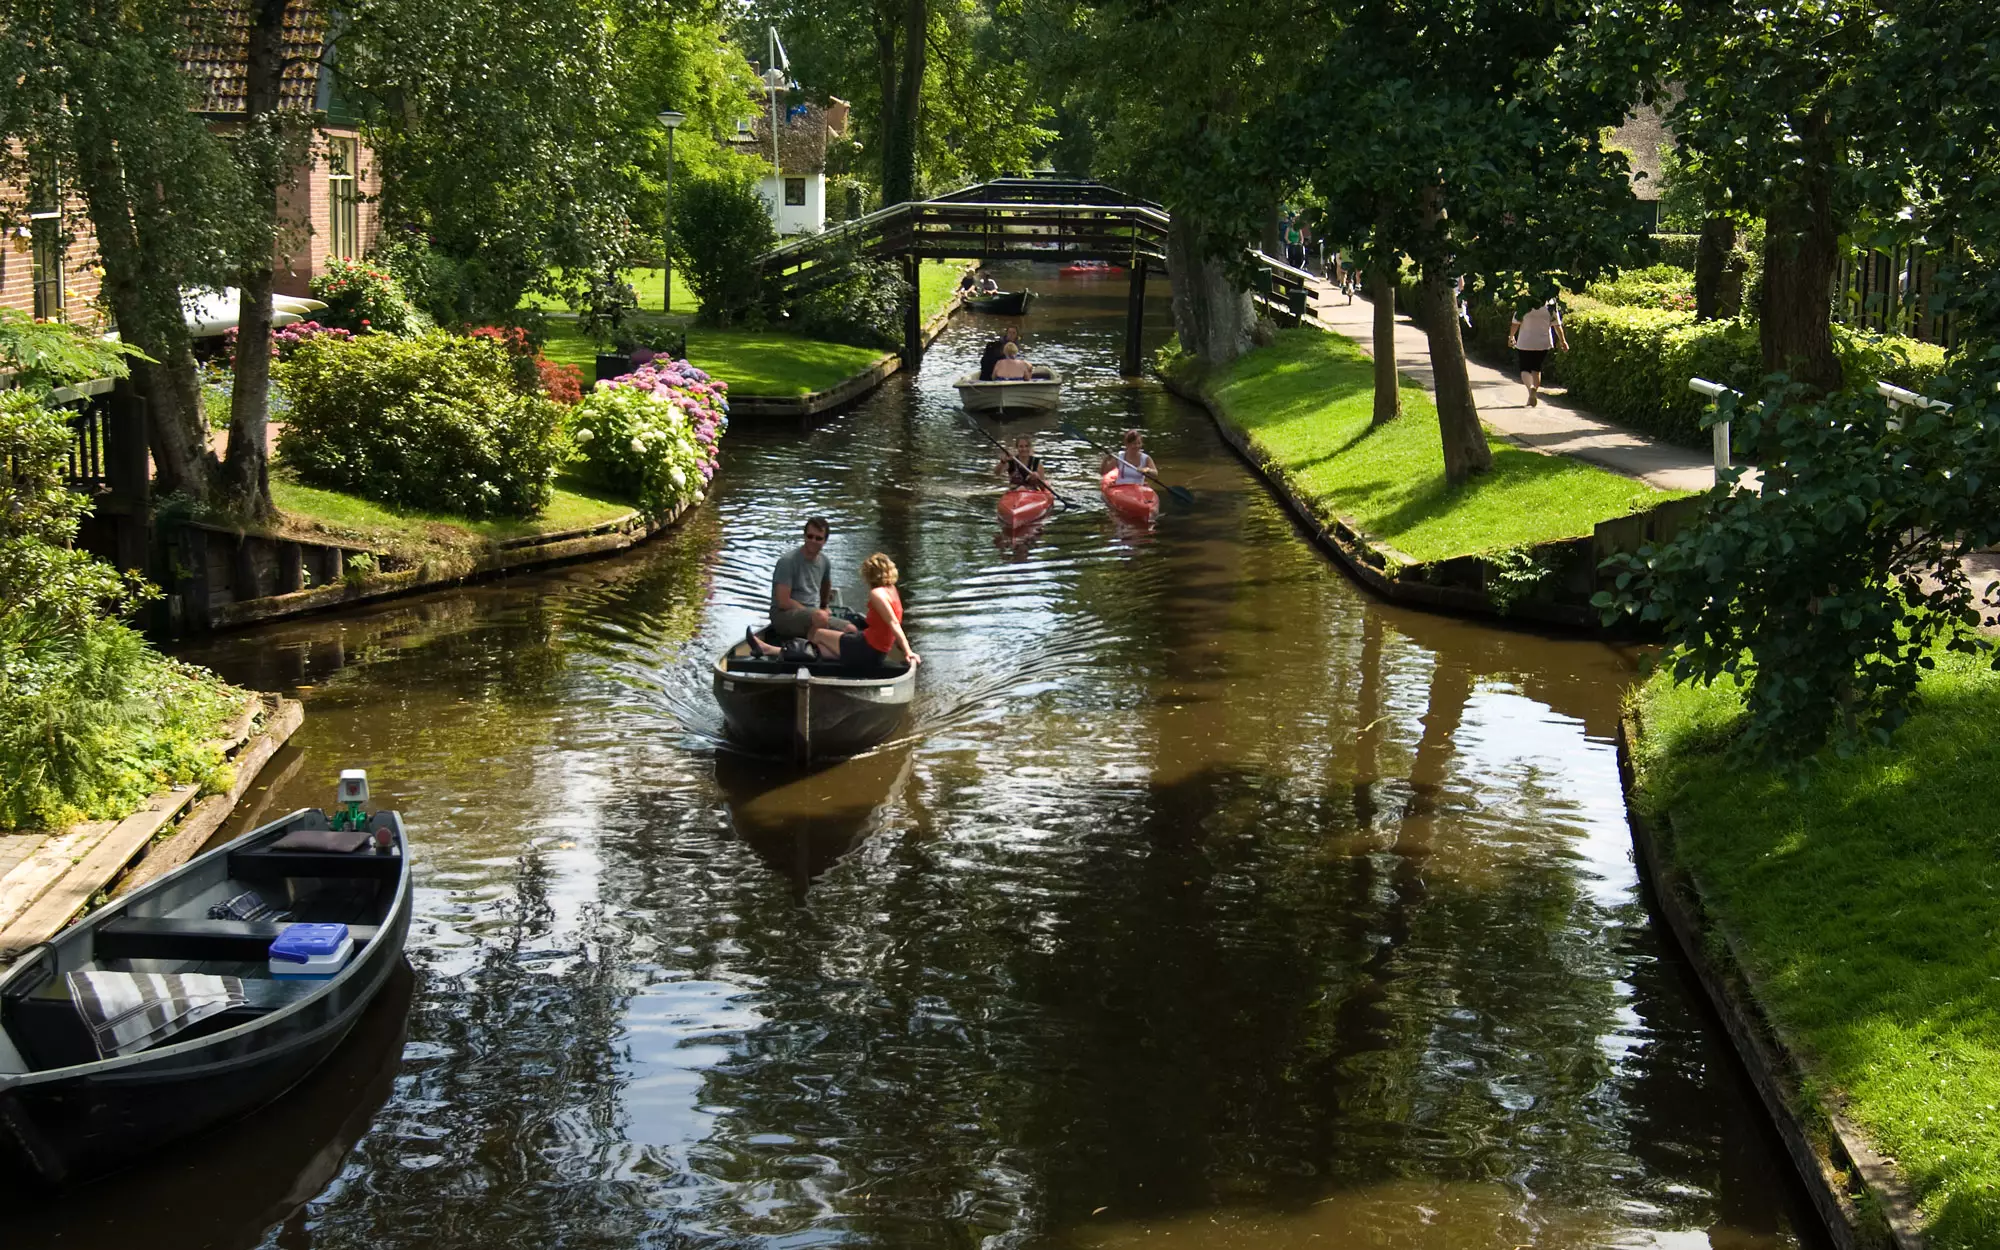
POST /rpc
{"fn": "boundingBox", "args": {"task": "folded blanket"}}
[66,970,247,1059]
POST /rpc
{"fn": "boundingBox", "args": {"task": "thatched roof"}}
[179,0,330,115]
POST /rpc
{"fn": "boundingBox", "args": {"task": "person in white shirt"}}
[1508,300,1568,408]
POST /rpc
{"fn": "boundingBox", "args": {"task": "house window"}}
[29,214,63,319]
[784,177,807,207]
[736,116,753,135]
[327,138,360,260]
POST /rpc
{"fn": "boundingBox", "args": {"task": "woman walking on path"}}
[1508,299,1568,408]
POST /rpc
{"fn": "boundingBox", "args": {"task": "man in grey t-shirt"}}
[769,517,856,639]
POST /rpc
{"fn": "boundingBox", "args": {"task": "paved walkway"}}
[1303,277,1730,493]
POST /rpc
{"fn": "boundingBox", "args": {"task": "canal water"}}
[19,276,1816,1247]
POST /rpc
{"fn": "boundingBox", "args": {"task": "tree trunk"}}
[220,0,289,524]
[1165,213,1253,365]
[879,0,924,204]
[69,111,212,501]
[1368,267,1400,425]
[1758,118,1843,394]
[1694,214,1734,322]
[1417,269,1490,483]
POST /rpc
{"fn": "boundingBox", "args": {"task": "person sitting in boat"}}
[768,517,856,641]
[998,435,1051,492]
[958,270,978,294]
[977,275,1001,295]
[1102,428,1156,485]
[749,553,918,671]
[990,342,1034,381]
[978,326,1020,380]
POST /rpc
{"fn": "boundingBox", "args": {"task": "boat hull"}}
[0,810,412,1185]
[713,641,916,762]
[953,371,1063,416]
[1100,470,1159,523]
[963,291,1032,315]
[998,488,1054,529]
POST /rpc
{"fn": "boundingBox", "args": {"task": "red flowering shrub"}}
[536,358,583,405]
[309,258,427,335]
[471,325,582,404]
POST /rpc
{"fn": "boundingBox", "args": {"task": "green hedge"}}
[277,333,568,518]
[1651,234,1700,271]
[1396,279,1952,448]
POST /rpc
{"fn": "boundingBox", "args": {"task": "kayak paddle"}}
[962,411,1080,512]
[1058,420,1194,506]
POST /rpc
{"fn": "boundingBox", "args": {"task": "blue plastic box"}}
[268,922,354,980]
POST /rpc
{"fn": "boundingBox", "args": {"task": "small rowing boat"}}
[998,487,1054,530]
[953,368,1063,416]
[963,290,1032,315]
[1100,469,1159,523]
[713,633,916,762]
[0,773,411,1184]
[1060,260,1125,276]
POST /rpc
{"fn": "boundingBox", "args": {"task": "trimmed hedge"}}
[1651,234,1701,271]
[1396,278,1952,447]
[277,333,569,518]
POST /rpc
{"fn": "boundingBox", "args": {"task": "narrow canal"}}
[28,276,1817,1247]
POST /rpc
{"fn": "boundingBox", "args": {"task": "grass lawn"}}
[528,260,972,397]
[1204,328,1682,562]
[272,471,636,562]
[1630,654,2000,1248]
[521,267,702,317]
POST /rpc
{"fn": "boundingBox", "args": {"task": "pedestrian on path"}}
[1508,299,1568,408]
[1283,215,1308,271]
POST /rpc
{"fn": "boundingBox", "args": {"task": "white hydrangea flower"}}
[630,437,646,454]
[669,466,686,488]
[575,428,594,444]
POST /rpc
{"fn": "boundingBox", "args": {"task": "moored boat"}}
[963,290,1032,315]
[0,775,412,1185]
[1100,468,1159,523]
[998,487,1054,530]
[953,368,1063,416]
[713,634,916,762]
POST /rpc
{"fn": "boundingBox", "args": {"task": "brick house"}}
[0,1,382,325]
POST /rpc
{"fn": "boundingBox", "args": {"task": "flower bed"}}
[568,360,728,520]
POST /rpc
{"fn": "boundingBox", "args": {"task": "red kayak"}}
[999,487,1055,530]
[1099,469,1158,523]
[1060,259,1126,276]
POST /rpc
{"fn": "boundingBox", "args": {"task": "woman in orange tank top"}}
[812,552,918,671]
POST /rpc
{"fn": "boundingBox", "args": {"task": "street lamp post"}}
[656,109,685,314]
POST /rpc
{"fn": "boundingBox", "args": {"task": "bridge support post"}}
[901,253,922,368]
[1121,261,1148,376]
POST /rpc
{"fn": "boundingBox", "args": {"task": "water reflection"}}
[124,272,1824,1249]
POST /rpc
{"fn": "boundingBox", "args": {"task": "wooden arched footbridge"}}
[759,176,1317,374]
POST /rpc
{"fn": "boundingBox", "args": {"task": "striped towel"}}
[66,971,247,1059]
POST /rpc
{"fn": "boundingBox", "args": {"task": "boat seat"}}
[226,847,404,882]
[3,975,318,1072]
[93,917,381,963]
[723,656,910,679]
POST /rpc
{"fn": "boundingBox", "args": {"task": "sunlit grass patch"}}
[1631,653,2000,1248]
[1207,328,1681,563]
[272,471,635,558]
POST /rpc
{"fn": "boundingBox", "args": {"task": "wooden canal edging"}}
[1169,372,1703,633]
[0,694,304,961]
[1616,716,1925,1250]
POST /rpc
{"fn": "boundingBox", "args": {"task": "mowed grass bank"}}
[272,471,636,563]
[531,259,971,398]
[1630,655,2000,1248]
[1204,329,1678,562]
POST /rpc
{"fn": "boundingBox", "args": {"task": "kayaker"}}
[1102,429,1156,486]
[990,342,1033,381]
[817,553,918,671]
[767,517,856,641]
[998,436,1050,492]
[978,326,1020,381]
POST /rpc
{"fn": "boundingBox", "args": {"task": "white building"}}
[733,96,849,237]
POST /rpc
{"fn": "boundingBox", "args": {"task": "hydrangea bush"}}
[568,361,728,519]
[309,257,429,336]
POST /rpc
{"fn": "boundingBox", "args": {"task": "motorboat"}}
[713,633,916,763]
[953,367,1063,416]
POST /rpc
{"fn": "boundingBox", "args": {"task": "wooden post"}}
[901,253,922,368]
[1122,261,1148,375]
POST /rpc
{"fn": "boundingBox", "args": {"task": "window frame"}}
[327,137,360,261]
[784,176,807,208]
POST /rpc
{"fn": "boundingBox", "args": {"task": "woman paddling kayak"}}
[1100,429,1160,523]
[998,435,1055,529]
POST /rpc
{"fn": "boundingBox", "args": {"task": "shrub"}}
[309,257,430,336]
[225,319,353,363]
[469,324,584,405]
[277,332,569,517]
[370,231,479,327]
[673,177,776,327]
[1585,264,1696,311]
[568,360,728,519]
[0,390,146,623]
[785,247,909,349]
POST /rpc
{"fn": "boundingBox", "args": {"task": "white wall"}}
[757,173,826,237]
